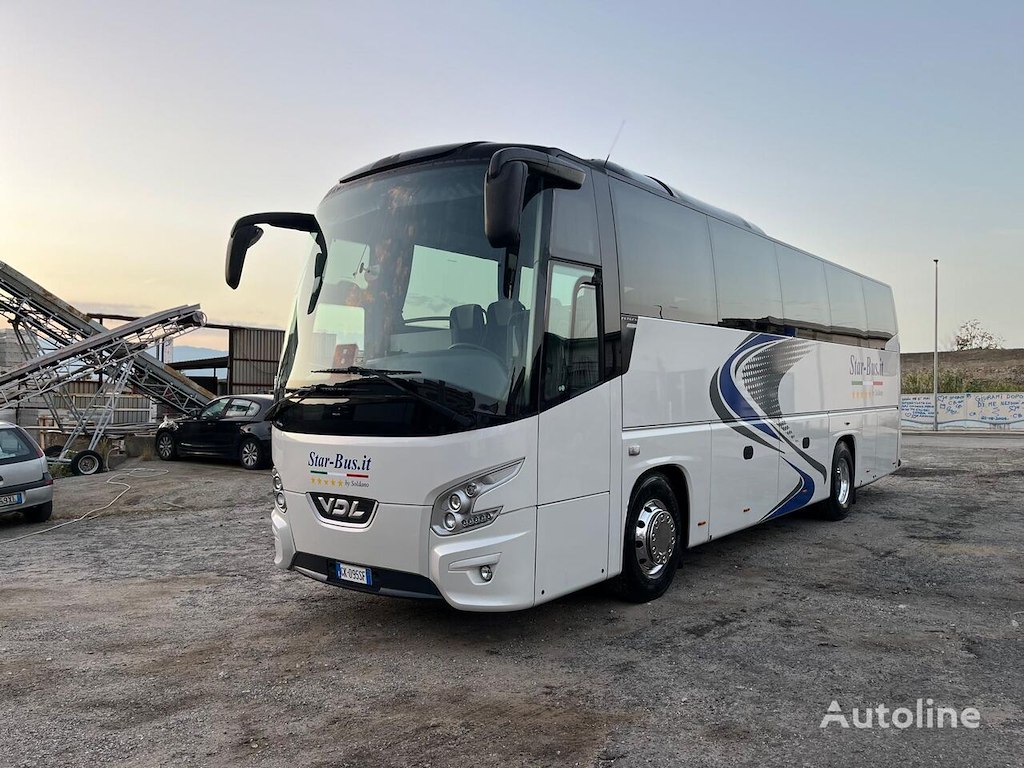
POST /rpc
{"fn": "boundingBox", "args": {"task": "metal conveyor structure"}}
[0,261,213,473]
[0,262,213,422]
[0,305,208,472]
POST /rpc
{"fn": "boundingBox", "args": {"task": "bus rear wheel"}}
[614,474,682,603]
[821,442,855,521]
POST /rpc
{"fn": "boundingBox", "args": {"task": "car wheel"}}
[156,431,177,461]
[820,441,855,521]
[70,450,104,476]
[23,501,53,524]
[239,437,264,470]
[613,473,683,603]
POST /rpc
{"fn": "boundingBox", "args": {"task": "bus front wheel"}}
[614,474,682,603]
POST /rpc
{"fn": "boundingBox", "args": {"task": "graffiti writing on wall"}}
[901,393,1024,431]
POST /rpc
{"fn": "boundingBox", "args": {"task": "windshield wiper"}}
[267,381,353,420]
[312,366,475,428]
[315,366,421,377]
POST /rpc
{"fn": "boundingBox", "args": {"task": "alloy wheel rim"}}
[836,459,851,505]
[242,443,258,467]
[634,499,677,578]
[158,435,172,457]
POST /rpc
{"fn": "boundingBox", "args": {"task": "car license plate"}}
[334,561,371,585]
[0,492,24,508]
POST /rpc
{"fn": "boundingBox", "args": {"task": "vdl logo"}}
[310,492,377,525]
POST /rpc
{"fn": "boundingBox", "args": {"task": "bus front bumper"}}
[271,502,538,612]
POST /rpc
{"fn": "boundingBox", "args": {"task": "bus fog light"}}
[479,565,493,582]
[272,468,283,492]
[275,491,287,512]
[444,512,457,530]
[447,493,463,512]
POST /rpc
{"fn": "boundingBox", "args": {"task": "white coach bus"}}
[225,142,899,611]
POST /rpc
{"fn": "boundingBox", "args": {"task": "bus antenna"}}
[604,120,626,168]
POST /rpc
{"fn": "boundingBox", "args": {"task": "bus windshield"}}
[278,163,542,422]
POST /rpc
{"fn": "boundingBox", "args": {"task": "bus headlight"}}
[430,458,524,536]
[272,467,284,492]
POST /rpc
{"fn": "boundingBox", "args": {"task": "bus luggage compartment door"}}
[709,423,779,538]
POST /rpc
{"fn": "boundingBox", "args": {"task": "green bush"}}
[901,368,1022,394]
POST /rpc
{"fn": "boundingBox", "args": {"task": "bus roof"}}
[334,141,891,290]
[336,141,765,236]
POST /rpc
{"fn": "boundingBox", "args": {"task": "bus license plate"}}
[0,492,24,508]
[334,562,371,585]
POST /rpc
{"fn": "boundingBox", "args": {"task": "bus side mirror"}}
[224,212,321,290]
[484,160,528,250]
[485,148,587,251]
[226,224,264,289]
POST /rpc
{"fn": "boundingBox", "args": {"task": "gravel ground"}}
[1,435,1022,768]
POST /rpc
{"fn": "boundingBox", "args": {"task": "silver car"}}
[0,422,54,523]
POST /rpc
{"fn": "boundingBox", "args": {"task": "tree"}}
[951,319,1004,351]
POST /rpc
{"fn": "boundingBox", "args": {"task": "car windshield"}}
[278,162,544,420]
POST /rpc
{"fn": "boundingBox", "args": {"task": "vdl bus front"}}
[225,145,607,611]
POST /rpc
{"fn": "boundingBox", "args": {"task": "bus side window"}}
[542,262,600,406]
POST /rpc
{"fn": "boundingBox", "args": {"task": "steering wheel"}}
[404,315,450,326]
[448,343,507,365]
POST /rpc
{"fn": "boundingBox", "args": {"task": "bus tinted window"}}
[550,185,599,264]
[825,265,867,334]
[863,278,897,338]
[611,181,717,324]
[776,245,830,330]
[709,219,782,328]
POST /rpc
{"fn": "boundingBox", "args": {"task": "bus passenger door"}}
[709,424,780,539]
[534,261,611,602]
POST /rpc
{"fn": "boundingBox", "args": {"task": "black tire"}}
[23,501,53,524]
[155,431,177,461]
[43,445,64,459]
[821,442,855,521]
[239,437,265,470]
[613,474,683,603]
[70,449,104,476]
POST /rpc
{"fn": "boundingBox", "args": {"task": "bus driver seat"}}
[449,304,486,347]
[485,299,526,359]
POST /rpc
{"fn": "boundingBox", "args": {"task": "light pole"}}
[933,259,939,432]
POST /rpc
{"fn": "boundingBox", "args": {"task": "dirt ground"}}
[1,436,1022,767]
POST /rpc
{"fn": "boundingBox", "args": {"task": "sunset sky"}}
[2,0,1021,352]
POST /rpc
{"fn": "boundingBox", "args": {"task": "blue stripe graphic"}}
[717,334,779,442]
[766,460,817,519]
